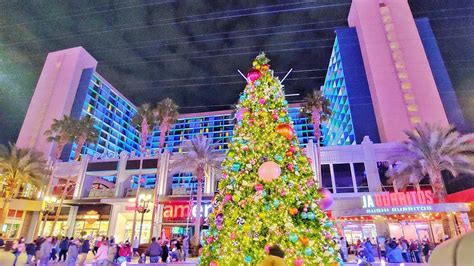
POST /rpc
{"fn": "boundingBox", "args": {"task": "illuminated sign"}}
[362,191,435,214]
[162,203,212,220]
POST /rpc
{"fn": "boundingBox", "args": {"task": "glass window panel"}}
[333,163,354,193]
[354,163,369,192]
[321,164,333,193]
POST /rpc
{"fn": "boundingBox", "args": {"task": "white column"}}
[116,151,130,197]
[330,164,336,193]
[108,204,120,237]
[66,206,78,237]
[74,156,90,199]
[26,212,40,242]
[158,151,170,196]
[361,136,383,192]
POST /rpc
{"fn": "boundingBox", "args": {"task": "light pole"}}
[40,196,58,236]
[136,193,152,245]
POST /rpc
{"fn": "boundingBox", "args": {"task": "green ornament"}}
[307,212,315,220]
[304,247,313,256]
[301,212,308,219]
[273,199,280,207]
[289,233,298,243]
[231,162,241,172]
[274,155,283,162]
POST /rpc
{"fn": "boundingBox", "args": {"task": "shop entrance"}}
[342,221,377,245]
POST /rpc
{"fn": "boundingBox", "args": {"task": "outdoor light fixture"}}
[136,193,153,244]
[40,196,58,236]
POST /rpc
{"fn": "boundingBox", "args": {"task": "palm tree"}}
[300,90,332,183]
[131,103,157,243]
[44,115,76,160]
[0,143,48,230]
[72,116,99,161]
[387,123,474,202]
[170,135,221,254]
[149,98,178,239]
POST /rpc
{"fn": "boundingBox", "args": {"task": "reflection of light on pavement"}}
[400,263,405,266]
[357,259,362,265]
[121,262,127,266]
[381,259,385,266]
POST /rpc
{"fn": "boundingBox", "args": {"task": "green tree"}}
[149,98,179,239]
[387,123,474,202]
[0,143,48,230]
[72,116,99,161]
[131,103,157,243]
[44,115,76,160]
[300,90,332,182]
[171,135,221,253]
[201,53,339,265]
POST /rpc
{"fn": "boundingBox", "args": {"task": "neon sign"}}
[362,191,435,214]
[162,203,212,219]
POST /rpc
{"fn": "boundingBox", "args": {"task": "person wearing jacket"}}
[108,239,118,264]
[161,240,169,263]
[39,237,53,266]
[67,240,80,266]
[147,237,163,263]
[363,238,375,262]
[260,245,286,266]
[25,242,36,265]
[387,242,404,263]
[78,235,91,265]
[94,240,109,266]
[58,236,70,262]
[12,237,26,266]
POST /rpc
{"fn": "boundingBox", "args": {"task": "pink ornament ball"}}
[294,258,304,266]
[258,161,281,182]
[264,244,270,253]
[318,188,333,210]
[259,98,266,104]
[207,237,214,244]
[255,184,264,191]
[247,69,261,82]
[224,194,232,202]
[210,261,217,266]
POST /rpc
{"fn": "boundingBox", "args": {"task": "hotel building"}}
[2,0,471,246]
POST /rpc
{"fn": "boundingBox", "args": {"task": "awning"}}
[333,202,470,217]
[446,188,474,203]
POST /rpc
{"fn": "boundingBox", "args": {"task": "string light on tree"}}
[200,53,340,265]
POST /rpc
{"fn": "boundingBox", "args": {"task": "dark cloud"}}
[0,0,473,144]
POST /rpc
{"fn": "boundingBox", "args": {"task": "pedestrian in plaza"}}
[147,237,163,263]
[387,242,404,263]
[363,238,375,262]
[93,235,102,255]
[182,235,190,261]
[422,240,431,263]
[0,233,4,248]
[39,237,53,266]
[339,237,348,262]
[399,237,410,262]
[58,236,70,262]
[161,240,169,263]
[50,237,59,261]
[118,241,132,262]
[260,245,285,266]
[132,236,140,257]
[34,236,44,265]
[67,239,80,266]
[12,237,25,266]
[94,239,109,266]
[78,235,91,265]
[107,239,117,265]
[25,241,36,265]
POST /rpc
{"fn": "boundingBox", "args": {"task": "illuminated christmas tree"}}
[201,53,340,266]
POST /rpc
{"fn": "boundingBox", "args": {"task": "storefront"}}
[72,205,110,238]
[332,190,471,244]
[0,209,25,239]
[160,200,212,241]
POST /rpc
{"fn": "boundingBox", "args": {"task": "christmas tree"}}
[201,53,340,266]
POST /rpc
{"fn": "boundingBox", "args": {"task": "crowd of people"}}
[4,233,190,265]
[381,236,433,263]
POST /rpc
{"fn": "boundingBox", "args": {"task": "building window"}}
[333,163,354,193]
[321,164,332,193]
[354,163,369,192]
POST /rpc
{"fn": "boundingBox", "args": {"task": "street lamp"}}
[136,193,152,245]
[40,196,58,236]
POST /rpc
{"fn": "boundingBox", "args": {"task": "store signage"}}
[77,210,100,224]
[163,203,212,219]
[362,191,435,214]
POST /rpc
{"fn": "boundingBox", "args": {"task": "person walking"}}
[39,237,53,266]
[161,240,169,263]
[67,239,80,266]
[58,236,70,262]
[400,237,410,262]
[12,237,26,266]
[339,237,348,262]
[25,241,36,265]
[260,245,286,266]
[34,236,45,265]
[94,240,109,266]
[108,239,117,265]
[387,242,404,263]
[92,235,101,255]
[363,238,375,262]
[50,237,58,261]
[118,241,132,262]
[147,237,163,263]
[182,235,190,261]
[0,233,4,248]
[422,240,431,263]
[132,236,139,257]
[78,235,91,265]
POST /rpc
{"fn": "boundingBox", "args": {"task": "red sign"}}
[162,202,212,223]
[362,191,435,209]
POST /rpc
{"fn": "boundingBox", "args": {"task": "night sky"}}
[0,0,473,144]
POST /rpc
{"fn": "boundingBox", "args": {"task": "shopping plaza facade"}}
[2,0,473,246]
